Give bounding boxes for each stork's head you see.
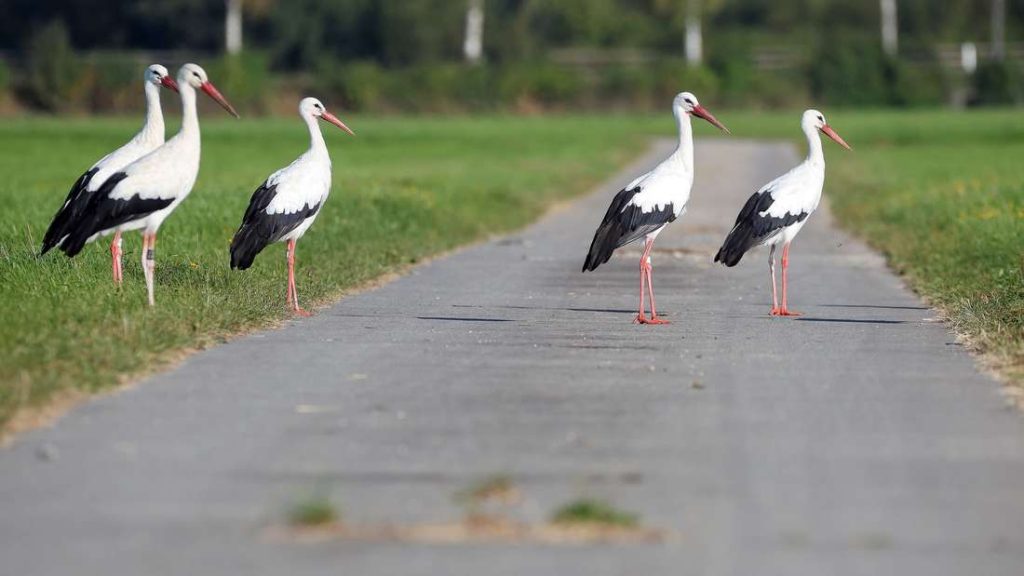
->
[803,109,851,150]
[300,97,354,135]
[145,64,178,93]
[177,63,240,118]
[674,92,730,134]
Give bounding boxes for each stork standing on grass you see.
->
[40,64,179,284]
[54,63,239,306]
[714,109,851,316]
[229,97,354,317]
[582,92,729,325]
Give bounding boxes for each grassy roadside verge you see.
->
[3,108,1020,432]
[0,114,672,430]
[724,109,1024,387]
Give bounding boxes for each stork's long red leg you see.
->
[634,238,667,325]
[644,252,670,325]
[768,244,781,315]
[779,243,800,316]
[140,233,157,306]
[110,231,123,286]
[286,240,296,310]
[285,242,294,308]
[635,241,649,324]
[287,239,311,317]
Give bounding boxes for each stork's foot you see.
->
[292,307,313,318]
[770,307,801,317]
[635,314,670,325]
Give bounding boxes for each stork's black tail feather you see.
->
[58,172,136,258]
[582,219,620,272]
[582,185,675,273]
[582,187,637,273]
[40,168,98,256]
[229,225,269,271]
[58,227,94,259]
[714,221,758,267]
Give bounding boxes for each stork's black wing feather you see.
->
[58,172,174,258]
[40,168,99,255]
[581,185,675,272]
[229,182,321,270]
[714,187,808,267]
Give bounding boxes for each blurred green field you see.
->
[1,108,1022,430]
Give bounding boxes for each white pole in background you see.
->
[464,0,485,64]
[961,42,978,74]
[225,0,243,55]
[685,0,703,67]
[881,0,898,57]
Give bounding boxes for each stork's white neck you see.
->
[138,81,165,144]
[804,122,824,166]
[178,83,200,139]
[671,107,694,169]
[303,113,329,160]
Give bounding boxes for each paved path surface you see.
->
[3,141,1024,576]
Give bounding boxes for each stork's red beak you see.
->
[692,105,731,134]
[320,111,355,135]
[821,124,852,150]
[200,81,240,118]
[161,76,179,93]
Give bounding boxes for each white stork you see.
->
[40,64,178,284]
[582,92,729,324]
[714,109,851,316]
[54,63,239,306]
[229,97,353,316]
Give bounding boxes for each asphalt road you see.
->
[2,140,1023,576]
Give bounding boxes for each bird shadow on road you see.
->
[452,304,636,315]
[417,316,513,323]
[565,307,638,314]
[796,317,906,325]
[820,304,928,311]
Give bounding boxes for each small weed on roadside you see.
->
[288,496,338,527]
[551,498,639,528]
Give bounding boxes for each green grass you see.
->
[287,495,338,527]
[720,108,1024,383]
[551,498,639,528]
[3,108,1022,430]
[0,114,672,429]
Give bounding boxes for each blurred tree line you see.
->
[0,0,1021,113]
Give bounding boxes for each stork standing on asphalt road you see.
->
[714,109,851,316]
[582,92,729,324]
[39,64,179,284]
[229,97,354,316]
[53,63,239,306]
